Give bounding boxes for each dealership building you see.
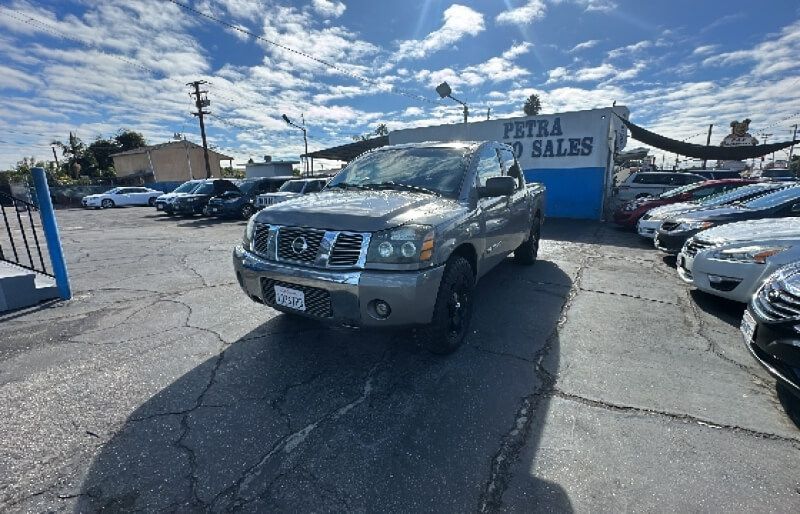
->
[306,106,629,219]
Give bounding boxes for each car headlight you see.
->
[367,224,434,265]
[676,221,714,231]
[710,245,787,264]
[245,216,258,244]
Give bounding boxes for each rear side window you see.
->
[497,147,523,189]
[632,173,666,185]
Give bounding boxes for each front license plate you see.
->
[274,285,306,311]
[211,207,219,213]
[740,310,756,343]
[156,204,163,210]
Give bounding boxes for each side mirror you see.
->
[479,176,516,198]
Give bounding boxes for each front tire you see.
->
[240,203,255,219]
[148,197,156,207]
[101,199,114,209]
[514,215,541,265]
[416,256,475,354]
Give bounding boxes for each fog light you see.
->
[374,300,391,319]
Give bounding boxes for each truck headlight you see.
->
[676,221,714,231]
[710,245,786,264]
[367,224,434,265]
[244,216,258,246]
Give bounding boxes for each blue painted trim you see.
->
[31,168,71,300]
[524,167,605,219]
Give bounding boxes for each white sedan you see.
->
[82,187,165,209]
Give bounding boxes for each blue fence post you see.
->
[31,167,72,300]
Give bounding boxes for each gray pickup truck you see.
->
[233,141,546,353]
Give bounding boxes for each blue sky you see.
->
[1,0,799,169]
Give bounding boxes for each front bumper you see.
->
[654,230,696,254]
[232,245,445,327]
[173,202,203,214]
[691,258,770,303]
[636,219,660,239]
[745,309,800,398]
[82,198,100,207]
[207,202,239,217]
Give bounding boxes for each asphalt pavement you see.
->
[0,207,798,512]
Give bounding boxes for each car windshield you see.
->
[279,181,306,193]
[658,183,699,199]
[741,185,800,209]
[698,184,773,205]
[238,182,258,194]
[328,147,469,197]
[104,188,121,194]
[173,181,198,193]
[191,183,214,195]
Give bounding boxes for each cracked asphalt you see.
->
[1,207,799,512]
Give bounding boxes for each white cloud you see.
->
[495,0,546,26]
[396,4,485,60]
[551,0,618,12]
[692,44,717,56]
[413,42,532,88]
[607,40,651,59]
[702,20,800,77]
[311,0,346,18]
[546,60,646,83]
[568,39,600,53]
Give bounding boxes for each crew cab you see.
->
[255,178,328,209]
[233,141,546,354]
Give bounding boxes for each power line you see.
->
[164,0,438,105]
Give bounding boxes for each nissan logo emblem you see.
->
[768,288,781,301]
[291,236,309,254]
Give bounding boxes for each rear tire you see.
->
[101,199,114,209]
[514,215,541,265]
[415,256,475,355]
[148,197,156,206]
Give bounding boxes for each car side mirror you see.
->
[479,176,516,198]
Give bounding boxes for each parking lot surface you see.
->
[1,208,799,512]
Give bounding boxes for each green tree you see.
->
[375,123,389,136]
[114,130,146,152]
[523,94,542,116]
[87,138,122,171]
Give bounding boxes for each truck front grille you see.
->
[328,233,364,267]
[261,278,332,318]
[253,223,271,255]
[277,227,326,264]
[754,278,800,322]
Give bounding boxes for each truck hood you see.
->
[254,190,461,232]
[696,218,800,244]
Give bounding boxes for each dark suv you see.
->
[207,177,293,219]
[171,179,240,216]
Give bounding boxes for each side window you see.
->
[632,174,650,184]
[498,148,523,189]
[306,181,323,193]
[475,146,503,188]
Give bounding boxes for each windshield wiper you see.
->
[329,182,370,190]
[363,181,441,196]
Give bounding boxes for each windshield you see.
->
[103,188,121,194]
[279,181,306,193]
[658,183,699,199]
[741,185,800,209]
[191,183,214,195]
[328,147,469,197]
[762,169,794,178]
[173,181,198,193]
[698,184,775,205]
[238,182,257,194]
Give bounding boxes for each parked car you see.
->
[207,177,293,219]
[81,187,164,209]
[171,179,240,216]
[759,168,797,182]
[636,182,786,239]
[743,261,800,399]
[154,179,204,213]
[654,184,800,254]
[233,141,546,354]
[676,218,800,302]
[613,179,753,228]
[255,178,328,208]
[614,172,705,202]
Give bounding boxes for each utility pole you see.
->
[789,124,797,162]
[187,80,212,178]
[51,146,59,169]
[762,134,772,170]
[701,123,713,169]
[487,107,491,120]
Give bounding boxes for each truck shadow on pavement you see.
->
[75,259,573,512]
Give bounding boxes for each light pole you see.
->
[435,82,468,124]
[282,114,309,176]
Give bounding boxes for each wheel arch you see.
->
[448,243,477,277]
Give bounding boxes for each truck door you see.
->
[475,145,510,270]
[498,147,529,249]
